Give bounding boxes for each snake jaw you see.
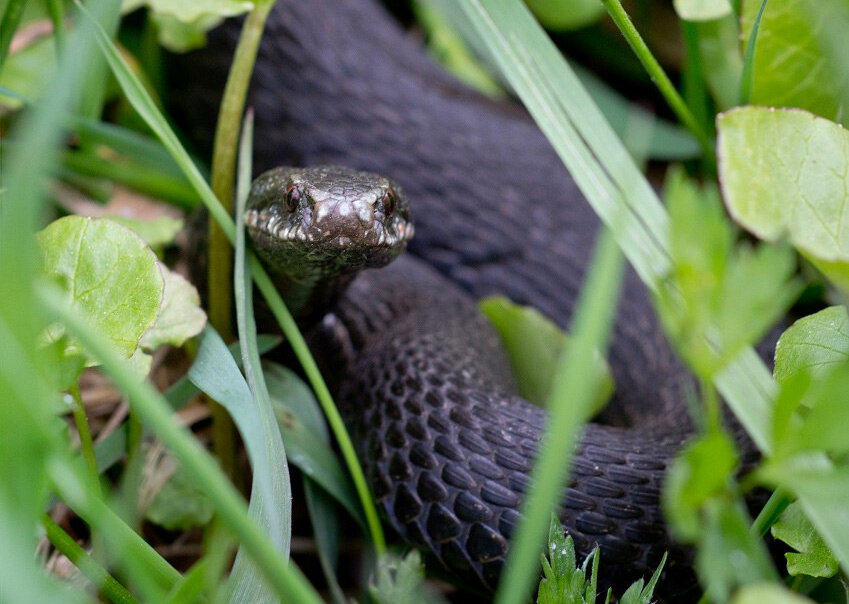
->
[245,165,414,286]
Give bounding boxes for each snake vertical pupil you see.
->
[285,184,301,211]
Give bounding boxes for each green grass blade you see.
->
[496,227,624,603]
[0,0,127,600]
[457,0,772,456]
[40,287,323,604]
[74,0,233,237]
[0,0,25,71]
[229,108,294,602]
[41,514,139,604]
[739,0,769,104]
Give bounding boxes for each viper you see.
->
[169,0,738,597]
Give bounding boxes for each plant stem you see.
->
[600,0,714,158]
[42,514,138,604]
[750,487,791,537]
[207,1,274,479]
[252,262,388,555]
[70,382,101,494]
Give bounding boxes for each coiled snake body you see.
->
[171,0,723,596]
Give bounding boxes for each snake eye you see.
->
[285,184,301,212]
[383,188,397,216]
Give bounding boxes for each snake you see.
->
[167,0,749,597]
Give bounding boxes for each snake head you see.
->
[244,165,414,282]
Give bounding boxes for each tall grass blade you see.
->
[495,228,624,603]
[457,0,773,452]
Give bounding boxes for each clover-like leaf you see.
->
[772,502,839,578]
[38,216,163,363]
[718,107,849,292]
[480,296,612,410]
[741,0,848,122]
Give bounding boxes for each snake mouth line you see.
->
[244,208,414,248]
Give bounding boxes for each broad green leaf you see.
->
[139,268,207,351]
[774,306,849,384]
[718,107,849,291]
[144,452,215,530]
[759,457,849,580]
[480,296,612,410]
[38,216,163,362]
[150,12,221,53]
[741,0,848,122]
[664,431,738,539]
[771,502,839,578]
[122,0,251,22]
[731,583,815,604]
[524,0,604,30]
[696,15,743,110]
[674,0,732,21]
[188,327,290,558]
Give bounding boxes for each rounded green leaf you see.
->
[718,107,849,264]
[38,215,163,360]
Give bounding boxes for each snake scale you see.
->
[168,0,750,597]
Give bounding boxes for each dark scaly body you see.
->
[166,0,745,597]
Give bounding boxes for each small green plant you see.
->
[536,515,666,604]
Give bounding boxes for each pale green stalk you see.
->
[206,1,275,478]
[77,0,386,554]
